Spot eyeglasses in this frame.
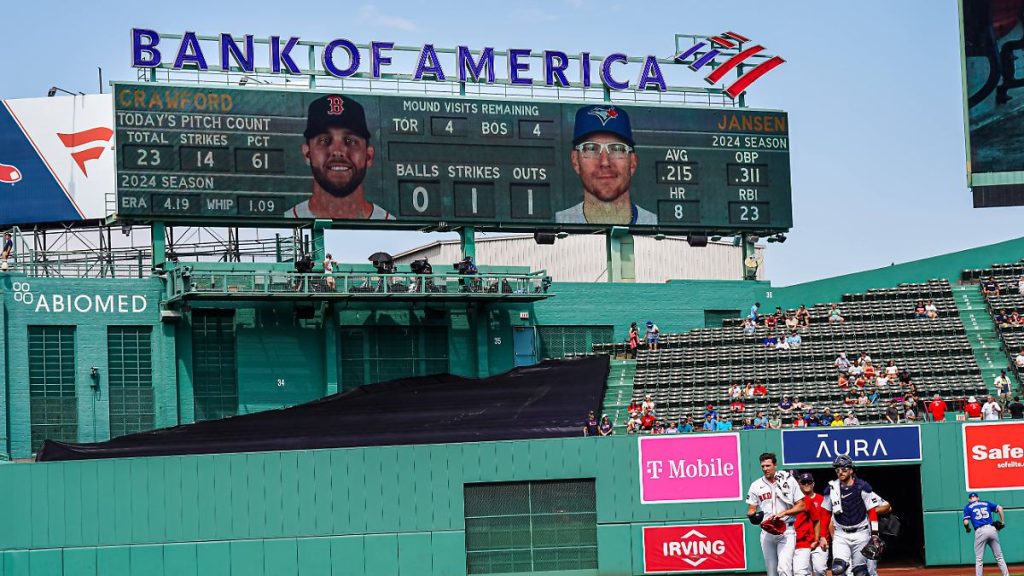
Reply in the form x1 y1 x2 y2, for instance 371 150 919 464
834 466 852 472
574 141 633 160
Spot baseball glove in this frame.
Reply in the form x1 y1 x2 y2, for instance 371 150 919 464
993 520 1005 531
861 535 886 560
760 517 787 535
748 511 765 525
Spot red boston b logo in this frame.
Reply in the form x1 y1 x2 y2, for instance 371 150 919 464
327 96 344 116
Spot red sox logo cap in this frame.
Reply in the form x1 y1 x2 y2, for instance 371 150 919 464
304 94 371 141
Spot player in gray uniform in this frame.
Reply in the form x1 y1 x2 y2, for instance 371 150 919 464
963 492 1009 576
821 455 884 576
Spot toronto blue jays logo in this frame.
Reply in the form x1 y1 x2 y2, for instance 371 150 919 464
587 106 620 126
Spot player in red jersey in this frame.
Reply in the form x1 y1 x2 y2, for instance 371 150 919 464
793 471 830 576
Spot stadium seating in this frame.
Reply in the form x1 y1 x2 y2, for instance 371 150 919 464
592 279 989 428
963 262 1024 386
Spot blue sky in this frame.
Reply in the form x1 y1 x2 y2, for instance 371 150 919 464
2 1 1016 285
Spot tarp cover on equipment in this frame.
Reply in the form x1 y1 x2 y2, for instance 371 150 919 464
37 355 609 461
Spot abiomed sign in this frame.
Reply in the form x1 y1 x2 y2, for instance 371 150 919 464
11 281 149 314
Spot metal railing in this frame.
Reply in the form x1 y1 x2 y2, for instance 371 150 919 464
165 268 552 301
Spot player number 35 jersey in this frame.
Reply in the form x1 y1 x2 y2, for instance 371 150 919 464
747 471 803 518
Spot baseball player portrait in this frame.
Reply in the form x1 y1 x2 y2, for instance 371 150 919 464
963 492 1009 576
793 471 829 576
555 104 657 225
746 452 807 576
287 93 394 220
821 455 886 576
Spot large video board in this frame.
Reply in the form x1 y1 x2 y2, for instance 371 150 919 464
960 0 1024 206
113 82 791 231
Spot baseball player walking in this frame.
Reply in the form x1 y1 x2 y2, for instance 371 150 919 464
963 492 1009 576
746 452 807 576
821 455 885 576
793 472 829 576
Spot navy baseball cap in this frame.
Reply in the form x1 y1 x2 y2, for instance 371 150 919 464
797 472 815 484
968 492 979 499
573 105 634 146
304 94 371 141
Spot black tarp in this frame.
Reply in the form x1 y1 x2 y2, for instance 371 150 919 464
37 355 609 461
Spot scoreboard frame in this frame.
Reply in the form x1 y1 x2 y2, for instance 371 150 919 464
113 81 792 234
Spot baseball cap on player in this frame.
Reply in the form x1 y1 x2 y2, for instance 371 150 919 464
968 492 979 499
797 472 815 484
304 94 372 141
573 105 634 146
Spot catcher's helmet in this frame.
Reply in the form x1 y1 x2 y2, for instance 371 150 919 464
833 454 855 469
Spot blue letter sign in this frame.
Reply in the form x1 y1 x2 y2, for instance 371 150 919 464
781 425 922 466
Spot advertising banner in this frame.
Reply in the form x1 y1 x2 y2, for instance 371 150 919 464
0 95 113 225
781 425 922 466
642 523 747 573
964 421 1024 491
638 433 742 504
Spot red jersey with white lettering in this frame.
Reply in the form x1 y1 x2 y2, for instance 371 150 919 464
794 493 828 548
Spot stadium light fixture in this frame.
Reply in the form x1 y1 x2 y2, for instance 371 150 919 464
775 233 787 243
47 86 83 97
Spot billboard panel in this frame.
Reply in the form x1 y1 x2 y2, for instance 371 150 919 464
781 425 922 466
0 95 113 225
963 421 1024 492
642 523 747 574
638 433 742 504
113 82 792 231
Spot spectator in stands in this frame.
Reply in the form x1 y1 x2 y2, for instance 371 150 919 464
821 407 834 424
830 412 845 426
1009 397 1024 419
857 390 870 406
628 398 641 418
642 394 657 414
753 380 768 396
652 420 665 434
743 382 755 398
838 373 850 389
828 303 845 323
835 352 852 373
785 331 802 349
742 417 755 430
753 410 768 428
1015 349 1024 369
729 397 746 413
793 396 809 411
323 253 337 291
628 322 640 358
793 414 806 427
663 421 678 434
778 395 794 413
857 351 872 367
583 411 599 436
898 369 913 387
785 312 799 331
867 388 880 405
854 373 868 389
885 360 899 380
995 309 1010 329
885 400 901 424
904 402 918 422
680 417 695 432
716 418 734 431
1018 276 1024 295
914 300 927 319
982 395 1003 421
875 370 890 388
844 411 860 426
982 276 1000 296
796 304 811 327
765 309 779 331
844 389 860 406
626 413 641 434
925 299 939 319
995 370 1013 404
750 301 761 324
743 317 757 335
1 232 12 270
965 396 983 420
805 408 820 427
599 415 614 436
768 412 782 429
705 403 719 420
863 362 876 380
763 331 780 348
702 415 716 431
728 383 742 399
1015 310 1024 327
644 321 660 350
927 394 947 422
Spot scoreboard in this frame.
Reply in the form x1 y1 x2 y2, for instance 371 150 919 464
113 82 791 232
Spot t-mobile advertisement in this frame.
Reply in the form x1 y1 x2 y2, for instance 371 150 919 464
638 433 742 504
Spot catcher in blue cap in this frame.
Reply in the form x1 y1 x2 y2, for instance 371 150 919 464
555 105 657 226
287 94 394 220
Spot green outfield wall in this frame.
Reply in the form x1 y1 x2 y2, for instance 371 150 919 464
0 422 1020 575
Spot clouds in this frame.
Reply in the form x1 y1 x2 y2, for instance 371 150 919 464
358 5 417 32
